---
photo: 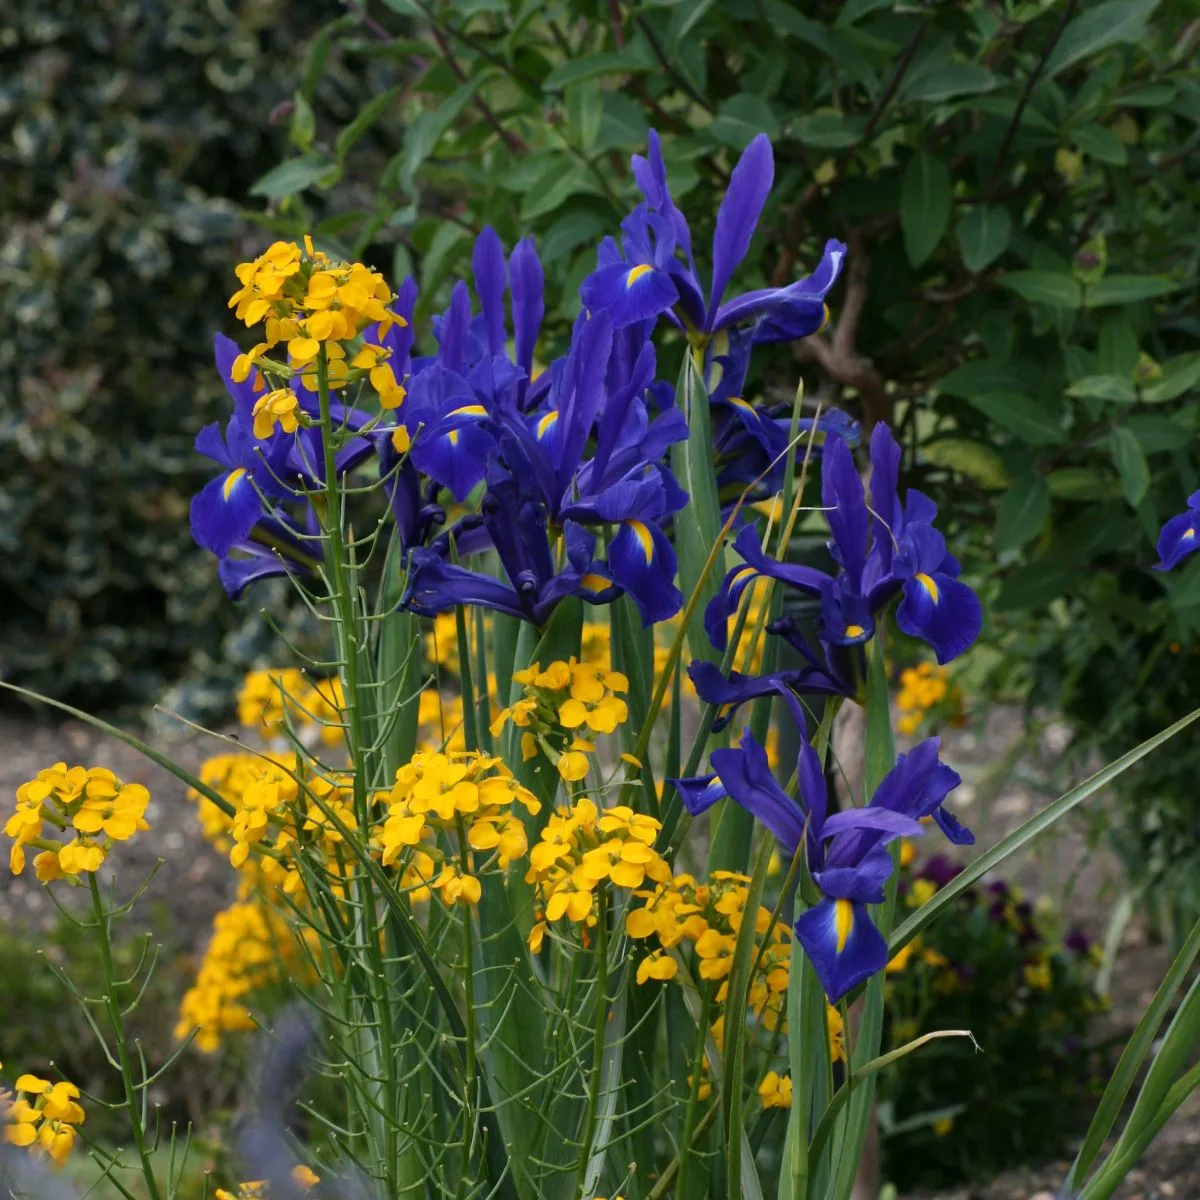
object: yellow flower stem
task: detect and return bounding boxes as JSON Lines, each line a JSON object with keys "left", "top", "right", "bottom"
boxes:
{"left": 675, "top": 979, "right": 715, "bottom": 1199}
{"left": 88, "top": 873, "right": 162, "bottom": 1200}
{"left": 574, "top": 881, "right": 610, "bottom": 1199}
{"left": 313, "top": 347, "right": 398, "bottom": 1187}
{"left": 455, "top": 815, "right": 478, "bottom": 1200}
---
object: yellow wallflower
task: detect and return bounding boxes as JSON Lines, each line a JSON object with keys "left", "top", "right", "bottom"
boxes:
{"left": 758, "top": 1070, "right": 793, "bottom": 1109}
{"left": 3, "top": 1072, "right": 85, "bottom": 1166}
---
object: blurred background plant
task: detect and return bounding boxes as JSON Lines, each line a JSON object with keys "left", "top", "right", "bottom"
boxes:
{"left": 880, "top": 853, "right": 1108, "bottom": 1191}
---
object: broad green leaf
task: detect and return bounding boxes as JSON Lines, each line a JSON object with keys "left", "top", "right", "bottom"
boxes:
{"left": 566, "top": 81, "right": 603, "bottom": 151}
{"left": 708, "top": 93, "right": 780, "bottom": 147}
{"left": 995, "top": 560, "right": 1081, "bottom": 610}
{"left": 1142, "top": 354, "right": 1200, "bottom": 403}
{"left": 1001, "top": 270, "right": 1081, "bottom": 309}
{"left": 900, "top": 154, "right": 951, "bottom": 267}
{"left": 1126, "top": 414, "right": 1188, "bottom": 454}
{"left": 1066, "top": 374, "right": 1137, "bottom": 403}
{"left": 967, "top": 392, "right": 1066, "bottom": 444}
{"left": 889, "top": 705, "right": 1200, "bottom": 956}
{"left": 595, "top": 91, "right": 651, "bottom": 152}
{"left": 956, "top": 205, "right": 1012, "bottom": 273}
{"left": 1097, "top": 315, "right": 1140, "bottom": 377}
{"left": 793, "top": 110, "right": 864, "bottom": 148}
{"left": 922, "top": 438, "right": 1010, "bottom": 489}
{"left": 1120, "top": 84, "right": 1177, "bottom": 107}
{"left": 540, "top": 206, "right": 611, "bottom": 265}
{"left": 336, "top": 85, "right": 403, "bottom": 162}
{"left": 898, "top": 53, "right": 997, "bottom": 104}
{"left": 1043, "top": 0, "right": 1160, "bottom": 79}
{"left": 1165, "top": 558, "right": 1200, "bottom": 612}
{"left": 1066, "top": 914, "right": 1200, "bottom": 1190}
{"left": 1046, "top": 468, "right": 1113, "bottom": 500}
{"left": 541, "top": 51, "right": 650, "bottom": 91}
{"left": 1086, "top": 275, "right": 1178, "bottom": 307}
{"left": 397, "top": 74, "right": 489, "bottom": 192}
{"left": 1110, "top": 427, "right": 1150, "bottom": 507}
{"left": 249, "top": 154, "right": 334, "bottom": 199}
{"left": 1072, "top": 123, "right": 1128, "bottom": 165}
{"left": 835, "top": 0, "right": 894, "bottom": 23}
{"left": 519, "top": 162, "right": 599, "bottom": 221}
{"left": 937, "top": 358, "right": 1035, "bottom": 396}
{"left": 669, "top": 0, "right": 718, "bottom": 45}
{"left": 996, "top": 476, "right": 1050, "bottom": 552}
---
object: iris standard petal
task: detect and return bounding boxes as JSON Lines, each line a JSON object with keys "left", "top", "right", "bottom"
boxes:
{"left": 472, "top": 227, "right": 507, "bottom": 355}
{"left": 794, "top": 897, "right": 887, "bottom": 1003}
{"left": 509, "top": 237, "right": 544, "bottom": 388}
{"left": 402, "top": 548, "right": 529, "bottom": 621}
{"left": 708, "top": 134, "right": 774, "bottom": 323}
{"left": 673, "top": 774, "right": 728, "bottom": 817}
{"left": 710, "top": 731, "right": 806, "bottom": 854}
{"left": 821, "top": 434, "right": 869, "bottom": 592}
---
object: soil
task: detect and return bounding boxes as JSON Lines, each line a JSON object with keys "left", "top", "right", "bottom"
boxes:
{"left": 0, "top": 704, "right": 1196, "bottom": 1197}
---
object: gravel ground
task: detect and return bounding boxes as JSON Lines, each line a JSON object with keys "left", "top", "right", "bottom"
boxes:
{"left": 0, "top": 703, "right": 1195, "bottom": 1197}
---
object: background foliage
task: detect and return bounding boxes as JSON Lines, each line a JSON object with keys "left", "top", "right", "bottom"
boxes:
{"left": 0, "top": 0, "right": 333, "bottom": 712}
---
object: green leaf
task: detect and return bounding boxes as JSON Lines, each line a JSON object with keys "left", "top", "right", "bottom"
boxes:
{"left": 1046, "top": 468, "right": 1113, "bottom": 500}
{"left": 1072, "top": 123, "right": 1128, "bottom": 164}
{"left": 1120, "top": 84, "right": 1177, "bottom": 107}
{"left": 708, "top": 93, "right": 780, "bottom": 147}
{"left": 249, "top": 154, "right": 334, "bottom": 199}
{"left": 922, "top": 438, "right": 1010, "bottom": 489}
{"left": 566, "top": 81, "right": 603, "bottom": 151}
{"left": 1066, "top": 374, "right": 1137, "bottom": 403}
{"left": 956, "top": 205, "right": 1012, "bottom": 273}
{"left": 1001, "top": 270, "right": 1082, "bottom": 309}
{"left": 669, "top": 0, "right": 718, "bottom": 45}
{"left": 1142, "top": 354, "right": 1200, "bottom": 403}
{"left": 900, "top": 154, "right": 951, "bottom": 267}
{"left": 539, "top": 206, "right": 611, "bottom": 265}
{"left": 995, "top": 560, "right": 1081, "bottom": 610}
{"left": 541, "top": 51, "right": 649, "bottom": 91}
{"left": 595, "top": 91, "right": 650, "bottom": 152}
{"left": 1066, "top": 914, "right": 1200, "bottom": 1191}
{"left": 996, "top": 476, "right": 1050, "bottom": 552}
{"left": 335, "top": 85, "right": 403, "bottom": 162}
{"left": 968, "top": 392, "right": 1066, "bottom": 444}
{"left": 890, "top": 705, "right": 1200, "bottom": 956}
{"left": 397, "top": 74, "right": 489, "bottom": 192}
{"left": 938, "top": 359, "right": 1035, "bottom": 396}
{"left": 1044, "top": 0, "right": 1160, "bottom": 79}
{"left": 519, "top": 161, "right": 598, "bottom": 221}
{"left": 1086, "top": 275, "right": 1179, "bottom": 307}
{"left": 1111, "top": 427, "right": 1150, "bottom": 507}
{"left": 898, "top": 54, "right": 997, "bottom": 104}
{"left": 793, "top": 110, "right": 864, "bottom": 149}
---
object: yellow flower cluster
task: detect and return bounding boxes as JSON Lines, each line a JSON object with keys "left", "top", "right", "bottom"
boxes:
{"left": 227, "top": 237, "right": 406, "bottom": 438}
{"left": 176, "top": 899, "right": 315, "bottom": 1053}
{"left": 5, "top": 763, "right": 150, "bottom": 881}
{"left": 526, "top": 801, "right": 670, "bottom": 950}
{"left": 2, "top": 1068, "right": 85, "bottom": 1166}
{"left": 238, "top": 669, "right": 346, "bottom": 747}
{"left": 491, "top": 659, "right": 629, "bottom": 783}
{"left": 215, "top": 1165, "right": 320, "bottom": 1199}
{"left": 896, "top": 662, "right": 963, "bottom": 736}
{"left": 373, "top": 751, "right": 540, "bottom": 907}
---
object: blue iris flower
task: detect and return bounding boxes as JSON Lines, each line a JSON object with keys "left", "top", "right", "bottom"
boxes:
{"left": 675, "top": 687, "right": 972, "bottom": 1002}
{"left": 580, "top": 130, "right": 846, "bottom": 344}
{"left": 702, "top": 421, "right": 982, "bottom": 671}
{"left": 1155, "top": 490, "right": 1200, "bottom": 571}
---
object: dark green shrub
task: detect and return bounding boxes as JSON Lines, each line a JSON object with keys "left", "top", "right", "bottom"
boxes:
{"left": 880, "top": 855, "right": 1106, "bottom": 1189}
{"left": 0, "top": 0, "right": 331, "bottom": 712}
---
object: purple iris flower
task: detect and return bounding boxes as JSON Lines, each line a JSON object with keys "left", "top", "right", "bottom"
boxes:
{"left": 580, "top": 130, "right": 846, "bottom": 343}
{"left": 702, "top": 422, "right": 982, "bottom": 678}
{"left": 674, "top": 688, "right": 972, "bottom": 1002}
{"left": 1155, "top": 490, "right": 1200, "bottom": 571}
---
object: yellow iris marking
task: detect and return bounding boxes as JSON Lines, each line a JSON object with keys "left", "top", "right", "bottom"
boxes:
{"left": 1185, "top": 528, "right": 1196, "bottom": 541}
{"left": 626, "top": 520, "right": 655, "bottom": 562}
{"left": 448, "top": 404, "right": 488, "bottom": 418}
{"left": 448, "top": 430, "right": 460, "bottom": 447}
{"left": 625, "top": 263, "right": 654, "bottom": 288}
{"left": 729, "top": 396, "right": 755, "bottom": 412}
{"left": 537, "top": 410, "right": 559, "bottom": 438}
{"left": 580, "top": 573, "right": 611, "bottom": 593}
{"left": 845, "top": 624, "right": 864, "bottom": 638}
{"left": 222, "top": 468, "right": 247, "bottom": 500}
{"left": 731, "top": 566, "right": 756, "bottom": 589}
{"left": 820, "top": 303, "right": 831, "bottom": 330}
{"left": 916, "top": 572, "right": 940, "bottom": 603}
{"left": 834, "top": 899, "right": 854, "bottom": 953}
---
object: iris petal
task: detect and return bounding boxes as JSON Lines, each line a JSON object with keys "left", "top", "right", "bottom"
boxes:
{"left": 794, "top": 898, "right": 887, "bottom": 1003}
{"left": 896, "top": 570, "right": 982, "bottom": 664}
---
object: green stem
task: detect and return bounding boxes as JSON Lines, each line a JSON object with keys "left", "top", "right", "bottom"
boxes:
{"left": 675, "top": 981, "right": 714, "bottom": 1199}
{"left": 456, "top": 816, "right": 478, "bottom": 1200}
{"left": 314, "top": 349, "right": 397, "bottom": 1188}
{"left": 88, "top": 874, "right": 162, "bottom": 1200}
{"left": 574, "top": 883, "right": 610, "bottom": 1198}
